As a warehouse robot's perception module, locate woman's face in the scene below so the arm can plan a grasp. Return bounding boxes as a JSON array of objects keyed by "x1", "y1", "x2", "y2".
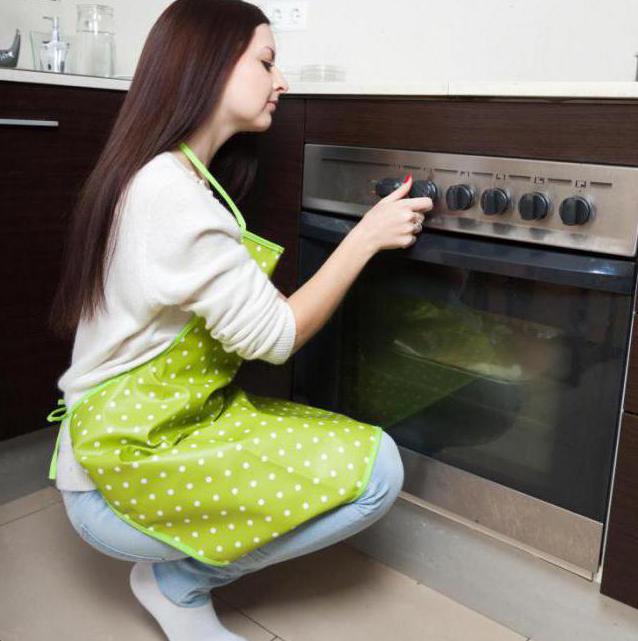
[{"x1": 221, "y1": 23, "x2": 288, "y2": 133}]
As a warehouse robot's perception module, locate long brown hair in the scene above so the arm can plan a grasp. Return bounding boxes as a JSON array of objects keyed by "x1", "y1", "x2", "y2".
[{"x1": 50, "y1": 0, "x2": 269, "y2": 337}]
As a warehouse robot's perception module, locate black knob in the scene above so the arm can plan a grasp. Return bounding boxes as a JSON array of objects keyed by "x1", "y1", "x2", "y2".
[
  {"x1": 410, "y1": 180, "x2": 439, "y2": 202},
  {"x1": 480, "y1": 188, "x2": 510, "y2": 215},
  {"x1": 519, "y1": 192, "x2": 550, "y2": 221},
  {"x1": 560, "y1": 196, "x2": 593, "y2": 226},
  {"x1": 446, "y1": 184, "x2": 475, "y2": 211},
  {"x1": 375, "y1": 177, "x2": 403, "y2": 198}
]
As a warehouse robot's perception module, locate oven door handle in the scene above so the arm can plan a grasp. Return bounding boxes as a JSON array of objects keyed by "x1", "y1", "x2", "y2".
[{"x1": 300, "y1": 211, "x2": 636, "y2": 295}]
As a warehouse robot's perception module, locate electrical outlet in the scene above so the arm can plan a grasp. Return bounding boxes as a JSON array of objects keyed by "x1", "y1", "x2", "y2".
[{"x1": 264, "y1": 1, "x2": 309, "y2": 32}]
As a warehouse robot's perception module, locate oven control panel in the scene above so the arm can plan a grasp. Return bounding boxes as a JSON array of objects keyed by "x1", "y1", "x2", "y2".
[
  {"x1": 302, "y1": 144, "x2": 638, "y2": 257},
  {"x1": 375, "y1": 178, "x2": 594, "y2": 226}
]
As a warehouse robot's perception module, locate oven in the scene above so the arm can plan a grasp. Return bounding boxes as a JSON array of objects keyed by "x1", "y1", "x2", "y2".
[{"x1": 293, "y1": 144, "x2": 638, "y2": 577}]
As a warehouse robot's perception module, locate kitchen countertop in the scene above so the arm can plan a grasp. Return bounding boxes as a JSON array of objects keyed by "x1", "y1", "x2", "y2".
[{"x1": 3, "y1": 67, "x2": 638, "y2": 99}]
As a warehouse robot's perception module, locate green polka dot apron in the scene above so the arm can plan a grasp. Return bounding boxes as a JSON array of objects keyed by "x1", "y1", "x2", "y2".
[{"x1": 46, "y1": 143, "x2": 383, "y2": 567}]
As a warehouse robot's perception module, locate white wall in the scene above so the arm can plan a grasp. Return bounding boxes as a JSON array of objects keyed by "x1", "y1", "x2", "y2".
[{"x1": 1, "y1": 0, "x2": 638, "y2": 82}]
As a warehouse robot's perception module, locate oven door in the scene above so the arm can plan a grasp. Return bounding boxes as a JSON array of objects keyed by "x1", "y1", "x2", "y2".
[{"x1": 293, "y1": 211, "x2": 635, "y2": 575}]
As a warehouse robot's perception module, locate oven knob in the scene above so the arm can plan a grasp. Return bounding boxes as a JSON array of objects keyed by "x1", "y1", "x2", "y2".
[
  {"x1": 519, "y1": 192, "x2": 550, "y2": 221},
  {"x1": 560, "y1": 196, "x2": 593, "y2": 226},
  {"x1": 446, "y1": 185, "x2": 475, "y2": 210},
  {"x1": 480, "y1": 188, "x2": 510, "y2": 215},
  {"x1": 410, "y1": 180, "x2": 439, "y2": 202},
  {"x1": 374, "y1": 177, "x2": 403, "y2": 198}
]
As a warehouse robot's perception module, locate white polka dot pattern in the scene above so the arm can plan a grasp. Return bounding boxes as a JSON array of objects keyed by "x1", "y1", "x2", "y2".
[{"x1": 67, "y1": 232, "x2": 383, "y2": 566}]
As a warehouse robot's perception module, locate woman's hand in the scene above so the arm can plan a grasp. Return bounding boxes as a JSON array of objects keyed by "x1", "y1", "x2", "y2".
[
  {"x1": 286, "y1": 176, "x2": 432, "y2": 354},
  {"x1": 348, "y1": 175, "x2": 433, "y2": 254}
]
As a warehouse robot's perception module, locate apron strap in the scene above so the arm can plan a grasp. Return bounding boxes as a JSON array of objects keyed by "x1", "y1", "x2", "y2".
[
  {"x1": 178, "y1": 142, "x2": 247, "y2": 233},
  {"x1": 46, "y1": 398, "x2": 68, "y2": 482}
]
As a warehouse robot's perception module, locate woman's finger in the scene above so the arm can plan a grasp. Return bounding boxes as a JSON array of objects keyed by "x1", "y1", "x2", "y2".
[{"x1": 403, "y1": 196, "x2": 434, "y2": 212}]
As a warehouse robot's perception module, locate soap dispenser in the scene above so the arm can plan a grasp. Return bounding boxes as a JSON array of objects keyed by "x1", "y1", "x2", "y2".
[{"x1": 40, "y1": 16, "x2": 70, "y2": 73}]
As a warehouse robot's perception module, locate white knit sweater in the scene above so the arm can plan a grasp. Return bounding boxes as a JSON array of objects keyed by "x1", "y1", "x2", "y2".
[{"x1": 54, "y1": 152, "x2": 297, "y2": 491}]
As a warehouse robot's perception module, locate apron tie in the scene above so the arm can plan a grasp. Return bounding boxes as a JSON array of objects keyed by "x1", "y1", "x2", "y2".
[
  {"x1": 47, "y1": 398, "x2": 69, "y2": 423},
  {"x1": 46, "y1": 398, "x2": 69, "y2": 482}
]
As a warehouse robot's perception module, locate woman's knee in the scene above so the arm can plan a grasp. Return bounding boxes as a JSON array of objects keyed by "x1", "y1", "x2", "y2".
[{"x1": 356, "y1": 430, "x2": 404, "y2": 514}]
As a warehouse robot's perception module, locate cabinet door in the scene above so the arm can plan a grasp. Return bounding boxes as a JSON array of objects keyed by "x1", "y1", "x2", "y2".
[
  {"x1": 0, "y1": 82, "x2": 125, "y2": 440},
  {"x1": 603, "y1": 311, "x2": 638, "y2": 608},
  {"x1": 601, "y1": 412, "x2": 638, "y2": 607}
]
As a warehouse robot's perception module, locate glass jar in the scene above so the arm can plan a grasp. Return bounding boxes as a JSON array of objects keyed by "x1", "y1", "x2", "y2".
[
  {"x1": 75, "y1": 4, "x2": 115, "y2": 77},
  {"x1": 299, "y1": 64, "x2": 346, "y2": 82}
]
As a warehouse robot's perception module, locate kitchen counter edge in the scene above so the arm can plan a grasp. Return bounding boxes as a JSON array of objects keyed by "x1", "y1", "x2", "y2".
[{"x1": 4, "y1": 68, "x2": 638, "y2": 99}]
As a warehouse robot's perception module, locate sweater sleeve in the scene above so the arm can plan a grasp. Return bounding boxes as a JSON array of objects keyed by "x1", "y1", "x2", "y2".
[{"x1": 141, "y1": 179, "x2": 296, "y2": 365}]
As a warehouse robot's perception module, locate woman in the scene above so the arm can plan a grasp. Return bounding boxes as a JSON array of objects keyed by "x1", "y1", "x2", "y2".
[{"x1": 48, "y1": 1, "x2": 432, "y2": 639}]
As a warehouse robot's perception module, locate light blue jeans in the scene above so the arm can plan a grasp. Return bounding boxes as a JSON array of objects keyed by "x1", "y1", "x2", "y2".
[{"x1": 60, "y1": 430, "x2": 404, "y2": 608}]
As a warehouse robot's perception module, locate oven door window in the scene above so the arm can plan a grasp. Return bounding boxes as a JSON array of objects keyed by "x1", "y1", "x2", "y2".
[{"x1": 328, "y1": 252, "x2": 631, "y2": 523}]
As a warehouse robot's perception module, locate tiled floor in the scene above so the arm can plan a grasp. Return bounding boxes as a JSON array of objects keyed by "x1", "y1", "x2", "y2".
[{"x1": 0, "y1": 487, "x2": 529, "y2": 641}]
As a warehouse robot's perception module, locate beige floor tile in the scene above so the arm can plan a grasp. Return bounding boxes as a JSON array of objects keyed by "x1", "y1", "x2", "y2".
[
  {"x1": 216, "y1": 542, "x2": 527, "y2": 641},
  {"x1": 0, "y1": 486, "x2": 61, "y2": 526},
  {"x1": 212, "y1": 597, "x2": 278, "y2": 641},
  {"x1": 0, "y1": 500, "x2": 276, "y2": 641}
]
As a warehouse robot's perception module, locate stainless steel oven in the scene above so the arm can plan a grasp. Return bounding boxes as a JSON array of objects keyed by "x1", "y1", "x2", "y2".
[{"x1": 293, "y1": 144, "x2": 638, "y2": 577}]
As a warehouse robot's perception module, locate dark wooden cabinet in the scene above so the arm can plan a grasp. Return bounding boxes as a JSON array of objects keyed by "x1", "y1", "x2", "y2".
[
  {"x1": 235, "y1": 98, "x2": 305, "y2": 399},
  {"x1": 0, "y1": 82, "x2": 125, "y2": 441},
  {"x1": 601, "y1": 412, "x2": 638, "y2": 607},
  {"x1": 602, "y1": 306, "x2": 638, "y2": 607}
]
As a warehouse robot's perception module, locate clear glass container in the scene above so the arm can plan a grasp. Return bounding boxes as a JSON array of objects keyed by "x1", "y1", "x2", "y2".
[
  {"x1": 75, "y1": 4, "x2": 116, "y2": 77},
  {"x1": 30, "y1": 30, "x2": 75, "y2": 73}
]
